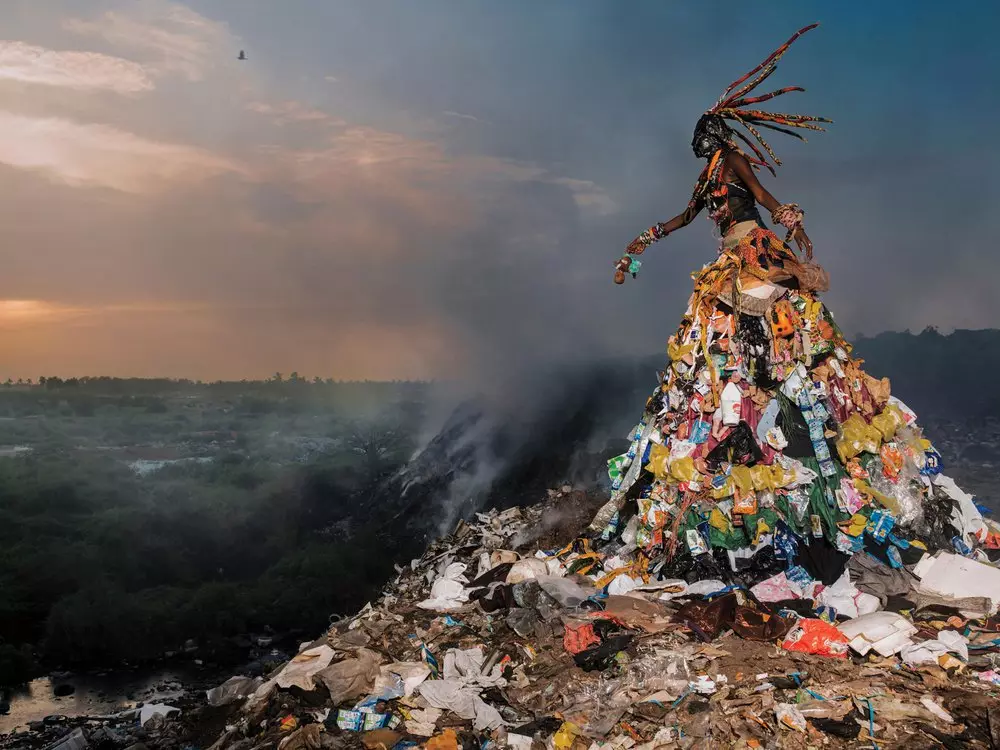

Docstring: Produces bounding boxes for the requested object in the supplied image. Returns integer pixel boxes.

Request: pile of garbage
[173,483,1000,750]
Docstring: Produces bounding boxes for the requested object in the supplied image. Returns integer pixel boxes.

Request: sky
[0,0,997,382]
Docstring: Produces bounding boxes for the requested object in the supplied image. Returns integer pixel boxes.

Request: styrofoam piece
[916,552,1000,614]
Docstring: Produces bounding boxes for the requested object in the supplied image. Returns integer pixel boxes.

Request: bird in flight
[238,50,247,61]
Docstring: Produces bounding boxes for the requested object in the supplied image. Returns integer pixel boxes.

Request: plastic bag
[775,703,807,732]
[871,405,903,442]
[535,575,595,608]
[781,618,848,658]
[836,414,882,463]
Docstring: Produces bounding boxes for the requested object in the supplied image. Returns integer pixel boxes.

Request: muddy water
[0,666,221,735]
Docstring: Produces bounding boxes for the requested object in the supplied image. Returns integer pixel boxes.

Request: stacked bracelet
[771,203,804,232]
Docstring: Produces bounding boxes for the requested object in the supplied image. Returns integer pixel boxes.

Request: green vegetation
[0,377,431,686]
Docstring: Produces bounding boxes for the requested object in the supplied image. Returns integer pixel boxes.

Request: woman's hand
[625,236,649,256]
[792,227,813,260]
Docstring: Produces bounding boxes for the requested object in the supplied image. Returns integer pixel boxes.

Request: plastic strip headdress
[707,23,831,175]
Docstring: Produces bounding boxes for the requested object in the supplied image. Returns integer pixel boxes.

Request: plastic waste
[139,704,180,727]
[425,729,459,750]
[404,707,443,737]
[206,675,264,707]
[318,648,382,704]
[372,661,431,699]
[913,551,1000,614]
[274,645,335,691]
[507,607,541,637]
[720,381,742,426]
[506,558,550,585]
[775,702,807,732]
[550,721,580,750]
[418,562,470,611]
[815,570,880,619]
[534,575,595,607]
[838,612,917,657]
[781,618,848,658]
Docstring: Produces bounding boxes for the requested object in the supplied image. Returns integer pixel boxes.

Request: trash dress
[591,161,990,571]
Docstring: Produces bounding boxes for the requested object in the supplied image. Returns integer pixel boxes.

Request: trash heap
[193,483,1000,750]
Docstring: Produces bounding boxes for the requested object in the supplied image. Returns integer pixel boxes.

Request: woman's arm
[625,203,703,256]
[727,152,813,259]
[615,203,703,284]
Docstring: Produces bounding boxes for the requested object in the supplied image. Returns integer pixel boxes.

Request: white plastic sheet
[915,551,1000,614]
[417,562,470,611]
[838,612,917,656]
[274,645,336,691]
[815,571,880,619]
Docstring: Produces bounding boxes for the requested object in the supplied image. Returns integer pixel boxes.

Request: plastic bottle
[720,381,742,426]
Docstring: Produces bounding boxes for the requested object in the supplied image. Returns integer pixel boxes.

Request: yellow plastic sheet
[669,456,701,484]
[646,443,671,479]
[836,414,882,463]
[871,405,904,443]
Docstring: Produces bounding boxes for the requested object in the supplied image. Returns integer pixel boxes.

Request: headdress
[705,23,831,175]
[685,23,830,213]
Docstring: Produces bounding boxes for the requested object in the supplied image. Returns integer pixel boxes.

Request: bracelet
[770,203,804,231]
[633,223,669,250]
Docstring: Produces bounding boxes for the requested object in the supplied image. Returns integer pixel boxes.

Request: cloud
[0,112,247,193]
[0,41,154,94]
[246,100,345,127]
[443,110,484,123]
[64,0,238,82]
[549,177,619,216]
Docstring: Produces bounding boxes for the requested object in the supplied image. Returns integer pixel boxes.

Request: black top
[711,179,763,234]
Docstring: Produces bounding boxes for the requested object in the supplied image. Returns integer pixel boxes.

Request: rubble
[5,476,1000,750]
[83,484,991,750]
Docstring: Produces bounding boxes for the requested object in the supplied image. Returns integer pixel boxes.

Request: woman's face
[692,131,719,159]
[692,116,725,159]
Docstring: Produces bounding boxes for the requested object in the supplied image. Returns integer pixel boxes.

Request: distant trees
[0,380,431,685]
[345,418,409,487]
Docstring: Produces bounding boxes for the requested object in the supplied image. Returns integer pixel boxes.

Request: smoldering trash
[35,467,989,750]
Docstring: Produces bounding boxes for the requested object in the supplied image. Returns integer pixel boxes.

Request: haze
[0,0,997,382]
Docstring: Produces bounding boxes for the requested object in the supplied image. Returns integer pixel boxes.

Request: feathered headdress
[706,23,831,175]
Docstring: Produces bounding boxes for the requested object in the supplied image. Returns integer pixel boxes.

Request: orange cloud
[0,41,154,93]
[64,0,238,82]
[0,112,249,192]
[246,101,345,127]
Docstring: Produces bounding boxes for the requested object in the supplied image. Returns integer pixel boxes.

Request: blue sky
[0,0,997,380]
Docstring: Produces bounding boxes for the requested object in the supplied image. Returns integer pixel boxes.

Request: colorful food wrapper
[810,514,823,538]
[773,521,799,561]
[686,528,709,556]
[921,446,943,476]
[600,511,621,542]
[867,509,895,543]
[336,709,393,732]
[797,389,838,478]
[952,535,973,556]
[785,565,813,587]
[421,644,440,679]
[607,453,631,489]
[690,419,711,444]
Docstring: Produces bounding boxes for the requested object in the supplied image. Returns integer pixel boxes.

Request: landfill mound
[18,484,998,750]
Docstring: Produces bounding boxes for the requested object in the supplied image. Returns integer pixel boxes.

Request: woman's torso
[708,168,763,235]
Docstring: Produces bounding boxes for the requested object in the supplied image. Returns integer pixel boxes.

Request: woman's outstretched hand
[792,227,814,260]
[625,236,649,256]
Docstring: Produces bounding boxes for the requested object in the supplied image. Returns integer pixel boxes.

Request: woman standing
[595,25,986,562]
